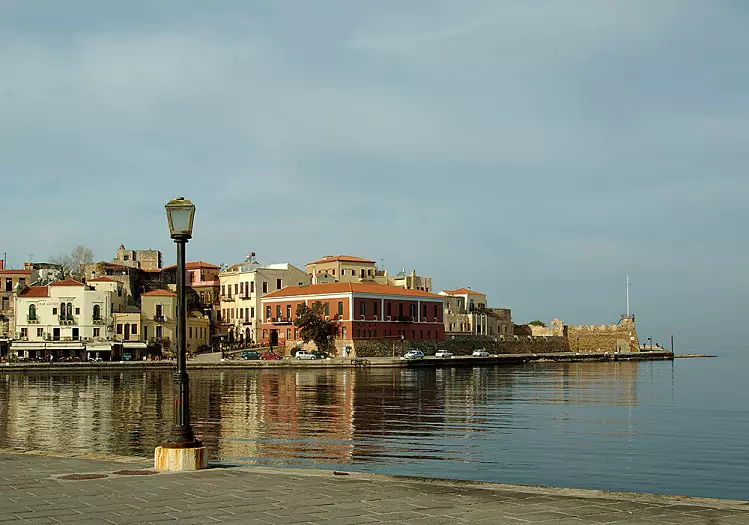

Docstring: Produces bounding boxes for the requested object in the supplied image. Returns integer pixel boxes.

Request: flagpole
[626,274,630,317]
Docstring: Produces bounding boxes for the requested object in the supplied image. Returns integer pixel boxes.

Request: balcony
[153,315,166,322]
[59,316,76,325]
[92,318,104,325]
[27,316,39,324]
[270,317,292,325]
[221,295,234,302]
[394,315,414,323]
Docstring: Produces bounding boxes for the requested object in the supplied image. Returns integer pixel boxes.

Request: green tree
[528,320,546,327]
[293,301,336,352]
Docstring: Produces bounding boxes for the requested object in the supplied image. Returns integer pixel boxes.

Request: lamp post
[155,197,206,471]
[400,333,405,357]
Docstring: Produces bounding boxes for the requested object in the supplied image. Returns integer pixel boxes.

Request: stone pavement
[0,449,747,524]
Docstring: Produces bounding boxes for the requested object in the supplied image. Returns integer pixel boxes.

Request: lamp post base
[154,445,206,471]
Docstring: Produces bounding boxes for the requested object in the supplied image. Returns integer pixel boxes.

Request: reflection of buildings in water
[351,368,447,462]
[543,362,640,407]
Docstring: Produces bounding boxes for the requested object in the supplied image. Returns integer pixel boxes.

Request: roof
[441,288,486,296]
[87,277,115,283]
[141,289,176,297]
[163,261,220,270]
[263,282,443,300]
[307,255,376,265]
[19,286,49,297]
[50,279,86,287]
[0,269,34,275]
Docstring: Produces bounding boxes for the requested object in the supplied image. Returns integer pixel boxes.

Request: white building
[219,254,310,344]
[12,278,120,360]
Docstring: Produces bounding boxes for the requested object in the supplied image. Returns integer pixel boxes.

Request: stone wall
[566,318,639,353]
[350,335,568,357]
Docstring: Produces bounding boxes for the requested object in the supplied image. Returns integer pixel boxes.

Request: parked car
[434,350,454,358]
[472,349,490,357]
[260,352,282,360]
[241,350,262,360]
[295,351,317,360]
[402,350,425,360]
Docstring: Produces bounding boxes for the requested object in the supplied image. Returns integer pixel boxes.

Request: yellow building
[140,289,210,355]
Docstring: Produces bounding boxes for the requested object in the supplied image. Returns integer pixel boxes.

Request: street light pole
[155,197,205,471]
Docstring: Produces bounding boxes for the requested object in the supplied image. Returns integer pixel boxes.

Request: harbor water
[0,347,746,501]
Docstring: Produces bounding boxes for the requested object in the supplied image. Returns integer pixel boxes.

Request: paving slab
[0,448,747,524]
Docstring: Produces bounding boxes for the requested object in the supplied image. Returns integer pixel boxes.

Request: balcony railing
[270,317,292,325]
[59,316,76,325]
[153,315,166,322]
[92,318,104,325]
[27,316,39,324]
[394,315,414,323]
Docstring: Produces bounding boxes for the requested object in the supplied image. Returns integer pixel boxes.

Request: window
[189,326,193,338]
[324,302,330,316]
[266,306,272,319]
[367,269,372,276]
[20,328,28,338]
[240,282,244,294]
[28,304,36,320]
[93,328,100,337]
[286,329,291,339]
[373,302,378,316]
[420,330,423,339]
[1,296,8,310]
[386,302,391,317]
[276,305,281,318]
[428,330,431,339]
[221,285,225,296]
[250,307,255,318]
[37,328,43,337]
[276,279,282,290]
[131,324,138,335]
[410,304,416,318]
[156,326,162,339]
[19,278,26,286]
[234,284,238,295]
[93,304,101,320]
[59,302,66,318]
[422,304,427,318]
[360,301,366,317]
[4,279,11,292]
[286,305,292,319]
[156,304,163,318]
[250,282,255,293]
[262,282,268,293]
[342,327,347,338]
[75,307,80,315]
[398,303,403,317]
[337,302,343,316]
[117,324,123,334]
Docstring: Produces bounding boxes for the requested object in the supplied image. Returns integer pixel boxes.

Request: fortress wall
[566,318,639,353]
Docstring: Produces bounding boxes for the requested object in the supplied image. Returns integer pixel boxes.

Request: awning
[86,343,113,351]
[122,342,147,349]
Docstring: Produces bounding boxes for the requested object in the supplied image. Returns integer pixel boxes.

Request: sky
[1,1,747,352]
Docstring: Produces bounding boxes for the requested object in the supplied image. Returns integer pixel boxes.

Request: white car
[472,349,490,357]
[402,350,425,360]
[434,350,454,358]
[295,351,317,360]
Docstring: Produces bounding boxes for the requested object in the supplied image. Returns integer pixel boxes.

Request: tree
[49,246,94,281]
[293,302,336,352]
[528,320,546,327]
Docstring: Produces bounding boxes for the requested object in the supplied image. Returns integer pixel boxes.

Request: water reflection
[0,358,746,500]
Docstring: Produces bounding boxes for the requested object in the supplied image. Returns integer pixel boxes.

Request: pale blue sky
[1,1,747,351]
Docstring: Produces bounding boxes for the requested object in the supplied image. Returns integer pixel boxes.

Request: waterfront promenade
[1,449,746,524]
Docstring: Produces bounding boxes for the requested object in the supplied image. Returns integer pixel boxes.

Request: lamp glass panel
[168,207,194,235]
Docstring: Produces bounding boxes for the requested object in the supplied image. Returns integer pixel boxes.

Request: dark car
[241,350,262,360]
[261,352,282,360]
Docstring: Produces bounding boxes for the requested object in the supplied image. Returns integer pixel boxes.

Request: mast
[626,274,630,317]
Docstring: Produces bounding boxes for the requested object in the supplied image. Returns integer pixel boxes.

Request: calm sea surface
[1,347,747,501]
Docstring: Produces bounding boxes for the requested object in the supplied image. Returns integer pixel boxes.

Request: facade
[219,255,310,345]
[12,279,116,360]
[391,269,432,292]
[140,289,210,355]
[113,244,162,271]
[0,267,37,346]
[259,282,445,353]
[440,288,513,338]
[305,255,433,292]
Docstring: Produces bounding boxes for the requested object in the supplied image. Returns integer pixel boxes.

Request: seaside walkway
[0,449,746,524]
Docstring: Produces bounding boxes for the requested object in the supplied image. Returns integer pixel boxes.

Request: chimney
[0,259,3,270]
[24,261,33,270]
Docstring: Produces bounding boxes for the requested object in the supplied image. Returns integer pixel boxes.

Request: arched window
[28,304,36,320]
[93,304,101,320]
[59,303,66,319]
[67,303,73,320]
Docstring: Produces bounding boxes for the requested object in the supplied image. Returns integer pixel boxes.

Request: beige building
[113,244,162,271]
[139,289,210,355]
[306,255,432,292]
[12,279,118,359]
[0,266,38,345]
[440,288,513,338]
[219,254,310,344]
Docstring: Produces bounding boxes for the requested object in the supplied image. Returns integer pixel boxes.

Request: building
[219,254,310,345]
[12,279,117,360]
[259,282,445,354]
[440,288,513,338]
[0,266,38,349]
[113,244,162,271]
[305,255,433,292]
[139,289,210,355]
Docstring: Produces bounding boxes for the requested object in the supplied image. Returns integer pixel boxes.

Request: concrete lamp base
[154,445,207,472]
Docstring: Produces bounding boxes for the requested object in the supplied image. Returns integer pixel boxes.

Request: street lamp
[155,197,205,471]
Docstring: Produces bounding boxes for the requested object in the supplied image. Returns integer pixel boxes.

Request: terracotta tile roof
[163,261,220,270]
[141,289,176,297]
[441,288,485,296]
[307,255,376,265]
[19,286,49,297]
[0,269,34,275]
[263,282,443,300]
[142,268,163,273]
[50,279,86,287]
[87,277,115,282]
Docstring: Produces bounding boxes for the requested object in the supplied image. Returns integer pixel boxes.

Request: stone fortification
[566,318,639,353]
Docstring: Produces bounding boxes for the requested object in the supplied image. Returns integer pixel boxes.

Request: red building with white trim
[259,282,445,351]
